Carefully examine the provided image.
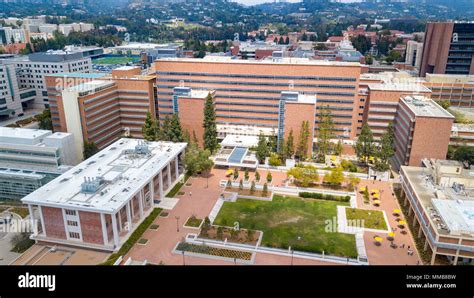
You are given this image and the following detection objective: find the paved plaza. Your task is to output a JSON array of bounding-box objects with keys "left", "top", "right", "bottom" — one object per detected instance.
[{"left": 125, "top": 168, "right": 421, "bottom": 266}]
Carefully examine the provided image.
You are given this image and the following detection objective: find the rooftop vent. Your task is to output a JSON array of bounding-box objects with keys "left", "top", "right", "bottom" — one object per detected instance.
[{"left": 80, "top": 176, "right": 105, "bottom": 194}]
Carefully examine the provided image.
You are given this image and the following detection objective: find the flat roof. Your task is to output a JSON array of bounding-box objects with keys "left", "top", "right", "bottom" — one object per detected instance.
[
  {"left": 401, "top": 165, "right": 474, "bottom": 236},
  {"left": 432, "top": 199, "right": 474, "bottom": 235},
  {"left": 0, "top": 127, "right": 51, "bottom": 141},
  {"left": 48, "top": 72, "right": 106, "bottom": 79},
  {"left": 401, "top": 96, "right": 454, "bottom": 119},
  {"left": 160, "top": 56, "right": 361, "bottom": 67},
  {"left": 221, "top": 135, "right": 259, "bottom": 148},
  {"left": 452, "top": 123, "right": 474, "bottom": 133},
  {"left": 22, "top": 138, "right": 186, "bottom": 213},
  {"left": 66, "top": 80, "right": 115, "bottom": 93},
  {"left": 368, "top": 83, "right": 431, "bottom": 92}
]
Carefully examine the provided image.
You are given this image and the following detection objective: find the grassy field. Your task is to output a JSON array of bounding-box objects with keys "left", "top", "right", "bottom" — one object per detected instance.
[
  {"left": 92, "top": 56, "right": 140, "bottom": 65},
  {"left": 214, "top": 195, "right": 357, "bottom": 258},
  {"left": 346, "top": 208, "right": 387, "bottom": 230}
]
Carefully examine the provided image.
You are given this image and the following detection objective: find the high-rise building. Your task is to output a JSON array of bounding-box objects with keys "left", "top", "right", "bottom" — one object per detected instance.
[
  {"left": 155, "top": 56, "right": 362, "bottom": 151},
  {"left": 46, "top": 66, "right": 156, "bottom": 157},
  {"left": 405, "top": 40, "right": 423, "bottom": 70},
  {"left": 4, "top": 50, "right": 92, "bottom": 110},
  {"left": 420, "top": 22, "right": 474, "bottom": 77},
  {"left": 393, "top": 95, "right": 454, "bottom": 168}
]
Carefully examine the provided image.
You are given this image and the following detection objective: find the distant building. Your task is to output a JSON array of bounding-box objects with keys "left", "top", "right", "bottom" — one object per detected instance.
[
  {"left": 420, "top": 22, "right": 474, "bottom": 76},
  {"left": 1, "top": 49, "right": 92, "bottom": 111},
  {"left": 22, "top": 138, "right": 186, "bottom": 251},
  {"left": 0, "top": 127, "right": 77, "bottom": 200}
]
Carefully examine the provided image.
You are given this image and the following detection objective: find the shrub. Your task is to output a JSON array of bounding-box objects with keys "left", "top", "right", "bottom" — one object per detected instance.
[
  {"left": 268, "top": 153, "right": 282, "bottom": 166},
  {"left": 244, "top": 168, "right": 249, "bottom": 180},
  {"left": 255, "top": 171, "right": 260, "bottom": 181},
  {"left": 299, "top": 192, "right": 350, "bottom": 202},
  {"left": 266, "top": 172, "right": 272, "bottom": 183}
]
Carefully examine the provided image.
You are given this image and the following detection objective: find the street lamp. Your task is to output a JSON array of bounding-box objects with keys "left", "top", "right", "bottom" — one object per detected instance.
[
  {"left": 290, "top": 236, "right": 301, "bottom": 266},
  {"left": 175, "top": 216, "right": 180, "bottom": 232},
  {"left": 182, "top": 250, "right": 185, "bottom": 266}
]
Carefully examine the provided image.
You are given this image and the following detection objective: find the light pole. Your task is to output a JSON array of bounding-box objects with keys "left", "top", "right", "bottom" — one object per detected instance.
[
  {"left": 290, "top": 236, "right": 301, "bottom": 266},
  {"left": 175, "top": 216, "right": 180, "bottom": 232},
  {"left": 182, "top": 250, "right": 185, "bottom": 265}
]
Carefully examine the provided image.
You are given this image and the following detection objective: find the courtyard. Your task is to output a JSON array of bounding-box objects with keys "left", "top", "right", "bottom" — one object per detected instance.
[{"left": 214, "top": 195, "right": 358, "bottom": 258}]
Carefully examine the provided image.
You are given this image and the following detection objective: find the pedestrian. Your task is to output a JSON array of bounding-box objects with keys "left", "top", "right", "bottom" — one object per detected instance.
[
  {"left": 408, "top": 245, "right": 410, "bottom": 250},
  {"left": 401, "top": 244, "right": 405, "bottom": 249},
  {"left": 189, "top": 192, "right": 192, "bottom": 197}
]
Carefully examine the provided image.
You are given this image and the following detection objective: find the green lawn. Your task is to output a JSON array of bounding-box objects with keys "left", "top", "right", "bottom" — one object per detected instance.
[
  {"left": 92, "top": 56, "right": 140, "bottom": 65},
  {"left": 346, "top": 208, "right": 387, "bottom": 230},
  {"left": 214, "top": 195, "right": 357, "bottom": 258}
]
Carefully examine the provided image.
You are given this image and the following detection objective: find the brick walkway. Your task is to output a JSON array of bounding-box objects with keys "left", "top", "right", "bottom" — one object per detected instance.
[{"left": 356, "top": 179, "right": 421, "bottom": 265}]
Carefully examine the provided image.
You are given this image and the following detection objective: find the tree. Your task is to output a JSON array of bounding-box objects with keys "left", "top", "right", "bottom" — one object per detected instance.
[
  {"left": 286, "top": 129, "right": 295, "bottom": 158},
  {"left": 296, "top": 121, "right": 310, "bottom": 160},
  {"left": 334, "top": 139, "right": 343, "bottom": 156},
  {"left": 266, "top": 172, "right": 272, "bottom": 183},
  {"left": 347, "top": 174, "right": 360, "bottom": 191},
  {"left": 278, "top": 137, "right": 287, "bottom": 162},
  {"left": 183, "top": 129, "right": 191, "bottom": 145},
  {"left": 374, "top": 123, "right": 395, "bottom": 171},
  {"left": 203, "top": 94, "right": 218, "bottom": 152},
  {"left": 244, "top": 168, "right": 249, "bottom": 180},
  {"left": 83, "top": 141, "right": 99, "bottom": 159},
  {"left": 142, "top": 112, "right": 158, "bottom": 141},
  {"left": 36, "top": 108, "right": 52, "bottom": 130},
  {"left": 239, "top": 179, "right": 244, "bottom": 190},
  {"left": 184, "top": 145, "right": 213, "bottom": 179},
  {"left": 161, "top": 114, "right": 183, "bottom": 142},
  {"left": 453, "top": 146, "right": 474, "bottom": 168},
  {"left": 317, "top": 106, "right": 334, "bottom": 159},
  {"left": 250, "top": 180, "right": 256, "bottom": 194},
  {"left": 268, "top": 153, "right": 282, "bottom": 166},
  {"left": 354, "top": 123, "right": 375, "bottom": 165},
  {"left": 256, "top": 132, "right": 269, "bottom": 164},
  {"left": 233, "top": 168, "right": 239, "bottom": 180},
  {"left": 287, "top": 165, "right": 319, "bottom": 187},
  {"left": 262, "top": 183, "right": 268, "bottom": 197},
  {"left": 323, "top": 166, "right": 344, "bottom": 186},
  {"left": 255, "top": 170, "right": 260, "bottom": 182}
]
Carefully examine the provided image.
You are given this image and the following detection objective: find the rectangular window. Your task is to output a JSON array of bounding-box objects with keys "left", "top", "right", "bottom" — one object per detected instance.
[
  {"left": 65, "top": 209, "right": 76, "bottom": 216},
  {"left": 67, "top": 220, "right": 78, "bottom": 227},
  {"left": 69, "top": 232, "right": 80, "bottom": 239}
]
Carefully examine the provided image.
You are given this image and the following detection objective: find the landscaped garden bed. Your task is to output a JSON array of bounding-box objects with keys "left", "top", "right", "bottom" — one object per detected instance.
[
  {"left": 346, "top": 208, "right": 388, "bottom": 230},
  {"left": 224, "top": 187, "right": 271, "bottom": 198},
  {"left": 149, "top": 224, "right": 159, "bottom": 230},
  {"left": 159, "top": 211, "right": 169, "bottom": 218},
  {"left": 213, "top": 195, "right": 357, "bottom": 258},
  {"left": 198, "top": 225, "right": 261, "bottom": 246},
  {"left": 176, "top": 242, "right": 252, "bottom": 261},
  {"left": 299, "top": 192, "right": 350, "bottom": 202},
  {"left": 184, "top": 216, "right": 203, "bottom": 228}
]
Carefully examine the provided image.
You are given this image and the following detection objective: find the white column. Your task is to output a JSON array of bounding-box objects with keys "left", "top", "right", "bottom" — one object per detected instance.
[
  {"left": 28, "top": 204, "right": 37, "bottom": 235},
  {"left": 100, "top": 213, "right": 108, "bottom": 246},
  {"left": 159, "top": 171, "right": 164, "bottom": 199},
  {"left": 38, "top": 206, "right": 46, "bottom": 236},
  {"left": 117, "top": 209, "right": 122, "bottom": 231},
  {"left": 126, "top": 201, "right": 132, "bottom": 231},
  {"left": 138, "top": 189, "right": 144, "bottom": 218},
  {"left": 175, "top": 156, "right": 179, "bottom": 180},
  {"left": 130, "top": 198, "right": 135, "bottom": 219},
  {"left": 149, "top": 180, "right": 154, "bottom": 205},
  {"left": 167, "top": 164, "right": 172, "bottom": 189},
  {"left": 111, "top": 213, "right": 120, "bottom": 248}
]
